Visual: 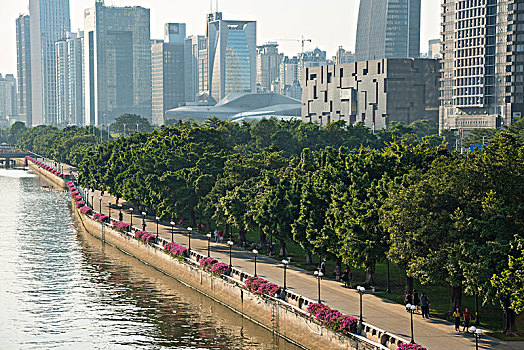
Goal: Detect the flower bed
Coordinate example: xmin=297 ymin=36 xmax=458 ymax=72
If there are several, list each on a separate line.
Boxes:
xmin=73 ymin=195 xmax=83 ymax=201
xmin=199 ymin=257 xmax=218 ymax=270
xmin=71 ymin=190 xmax=80 ymax=196
xmin=135 ymin=230 xmax=156 ymax=243
xmin=164 ymin=242 xmax=188 ymax=257
xmin=244 ymin=276 xmax=282 ymax=297
xmin=112 ymin=221 xmax=130 ymax=233
xmin=93 ymin=213 xmax=109 ymax=222
xmin=306 ymin=303 xmax=358 ymax=336
xmin=210 ymin=262 xmax=229 ymax=276
xmin=75 ymin=200 xmax=86 ymax=208
xmin=397 ymin=344 xmax=427 ymax=350
xmin=80 ymin=206 xmax=92 ymax=214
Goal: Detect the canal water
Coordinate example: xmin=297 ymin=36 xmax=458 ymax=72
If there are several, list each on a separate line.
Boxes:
xmin=0 ymin=168 xmax=300 ymax=350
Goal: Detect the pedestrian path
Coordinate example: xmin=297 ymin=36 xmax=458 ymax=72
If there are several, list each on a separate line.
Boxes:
xmin=83 ymin=189 xmax=523 ymax=350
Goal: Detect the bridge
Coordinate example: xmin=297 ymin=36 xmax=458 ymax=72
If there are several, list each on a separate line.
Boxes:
xmin=0 ymin=146 xmax=35 ymax=168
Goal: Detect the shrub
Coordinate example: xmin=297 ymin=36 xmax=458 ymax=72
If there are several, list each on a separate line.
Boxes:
xmin=93 ymin=213 xmax=109 ymax=222
xmin=164 ymin=242 xmax=188 ymax=257
xmin=397 ymin=344 xmax=427 ymax=350
xmin=306 ymin=303 xmax=358 ymax=336
xmin=112 ymin=221 xmax=130 ymax=233
xmin=134 ymin=230 xmax=155 ymax=243
xmin=75 ymin=200 xmax=86 ymax=208
xmin=211 ymin=262 xmax=229 ymax=276
xmin=199 ymin=257 xmax=218 ymax=270
xmin=79 ymin=206 xmax=92 ymax=214
xmin=244 ymin=276 xmax=282 ymax=297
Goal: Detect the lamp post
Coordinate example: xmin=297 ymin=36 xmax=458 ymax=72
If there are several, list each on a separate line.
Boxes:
xmin=156 ymin=216 xmax=159 ymax=241
xmin=282 ymin=259 xmax=289 ymax=293
xmin=187 ymin=227 xmax=192 ymax=251
xmin=357 ymin=286 xmax=366 ymax=333
xmin=314 ymin=270 xmax=324 ymax=303
xmin=406 ymin=303 xmax=416 ymax=344
xmin=123 ymin=123 xmax=126 ymax=137
xmin=228 ymin=240 xmax=234 ymax=267
xmin=170 ymin=220 xmax=175 ymax=242
xmin=91 ymin=195 xmax=94 ymax=209
xmin=142 ymin=211 xmax=146 ymax=231
xmin=206 ymin=233 xmax=212 ymax=257
xmin=118 ymin=203 xmax=122 ymax=221
xmin=136 ymin=123 xmax=139 ymax=133
xmin=129 ymin=207 xmax=133 ymax=230
xmin=108 ymin=201 xmax=112 ymax=221
xmin=470 ymin=327 xmax=482 ymax=350
xmin=99 ymin=198 xmax=102 ymax=214
xmin=253 ymin=249 xmax=258 ymax=276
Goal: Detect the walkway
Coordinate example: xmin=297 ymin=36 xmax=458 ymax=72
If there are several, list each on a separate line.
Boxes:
xmin=84 ymin=189 xmax=523 ymax=350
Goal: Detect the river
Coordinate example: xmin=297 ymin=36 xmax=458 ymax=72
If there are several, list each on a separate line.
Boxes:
xmin=0 ymin=168 xmax=300 ymax=349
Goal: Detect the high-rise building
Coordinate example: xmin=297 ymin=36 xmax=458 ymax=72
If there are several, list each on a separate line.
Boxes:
xmin=84 ymin=1 xmax=151 ymax=126
xmin=334 ymin=46 xmax=355 ymax=64
xmin=56 ymin=32 xmax=84 ymax=126
xmin=29 ymin=0 xmax=71 ymax=125
xmin=279 ymin=56 xmax=301 ymax=100
xmin=16 ymin=15 xmax=32 ymax=126
xmin=184 ymin=35 xmax=208 ymax=102
xmin=440 ymin=0 xmax=524 ymax=132
xmin=152 ymin=40 xmax=186 ymax=125
xmin=355 ymin=0 xmax=421 ymax=61
xmin=165 ymin=23 xmax=186 ymax=44
xmin=0 ymin=74 xmax=18 ymax=119
xmin=428 ymin=39 xmax=441 ymax=59
xmin=207 ymin=12 xmax=257 ymax=102
xmin=256 ymin=42 xmax=283 ymax=93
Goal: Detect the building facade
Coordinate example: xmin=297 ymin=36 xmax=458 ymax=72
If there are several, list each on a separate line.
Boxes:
xmin=334 ymin=46 xmax=355 ymax=64
xmin=16 ymin=15 xmax=32 ymax=126
xmin=165 ymin=23 xmax=186 ymax=44
xmin=256 ymin=42 xmax=283 ymax=93
xmin=440 ymin=0 xmax=524 ymax=132
xmin=184 ymin=35 xmax=208 ymax=102
xmin=207 ymin=13 xmax=257 ymax=101
xmin=56 ymin=32 xmax=84 ymax=126
xmin=355 ymin=0 xmax=421 ymax=61
xmin=29 ymin=0 xmax=71 ymax=125
xmin=428 ymin=39 xmax=441 ymax=59
xmin=0 ymin=74 xmax=18 ymax=119
xmin=152 ymin=41 xmax=186 ymax=125
xmin=84 ymin=2 xmax=151 ymax=126
xmin=302 ymin=59 xmax=440 ymax=130
xmin=279 ymin=56 xmax=301 ymax=100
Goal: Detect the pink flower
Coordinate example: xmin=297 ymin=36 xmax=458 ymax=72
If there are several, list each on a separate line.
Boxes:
xmin=80 ymin=206 xmax=92 ymax=214
xmin=199 ymin=257 xmax=218 ymax=270
xmin=211 ymin=263 xmax=229 ymax=275
xmin=244 ymin=276 xmax=283 ymax=297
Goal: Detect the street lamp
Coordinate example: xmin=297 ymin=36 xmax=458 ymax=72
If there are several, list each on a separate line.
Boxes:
xmin=227 ymin=240 xmax=234 ymax=267
xmin=118 ymin=203 xmax=123 ymax=221
xmin=170 ymin=220 xmax=175 ymax=242
xmin=99 ymin=198 xmax=102 ymax=213
xmin=156 ymin=216 xmax=160 ymax=241
xmin=142 ymin=211 xmax=147 ymax=231
xmin=91 ymin=195 xmax=94 ymax=209
xmin=253 ymin=249 xmax=259 ymax=276
xmin=136 ymin=123 xmax=139 ymax=133
xmin=108 ymin=201 xmax=112 ymax=221
xmin=357 ymin=286 xmax=366 ymax=333
xmin=187 ymin=227 xmax=192 ymax=251
xmin=469 ymin=326 xmax=482 ymax=350
xmin=206 ymin=233 xmax=212 ymax=257
xmin=314 ymin=270 xmax=324 ymax=303
xmin=123 ymin=123 xmax=126 ymax=137
xmin=129 ymin=207 xmax=134 ymax=230
xmin=406 ymin=303 xmax=416 ymax=344
xmin=282 ymin=259 xmax=289 ymax=294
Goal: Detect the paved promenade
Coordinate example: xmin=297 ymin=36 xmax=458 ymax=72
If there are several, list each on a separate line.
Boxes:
xmin=80 ymin=188 xmax=523 ymax=350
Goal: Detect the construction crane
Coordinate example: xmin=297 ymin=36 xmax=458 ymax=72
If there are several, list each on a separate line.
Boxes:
xmin=275 ymin=36 xmax=312 ymax=54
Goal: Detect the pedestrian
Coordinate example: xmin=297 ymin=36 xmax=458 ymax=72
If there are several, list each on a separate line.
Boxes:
xmin=118 ymin=211 xmax=123 ymax=222
xmin=141 ymin=218 xmax=147 ymax=231
xmin=179 ymin=218 xmax=183 ymax=226
xmin=463 ymin=307 xmax=471 ymax=332
xmin=420 ymin=292 xmax=430 ymax=318
xmin=405 ymin=291 xmax=413 ymax=312
xmin=453 ymin=307 xmax=461 ymax=332
xmin=413 ymin=289 xmax=420 ymax=312
xmin=320 ymin=260 xmax=326 ymax=275
xmin=218 ymin=229 xmax=224 ymax=243
xmin=334 ymin=264 xmax=341 ymax=282
xmin=347 ymin=267 xmax=353 ymax=288
xmin=214 ymin=228 xmax=219 ymax=243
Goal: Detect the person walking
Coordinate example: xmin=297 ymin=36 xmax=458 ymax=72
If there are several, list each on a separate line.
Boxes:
xmin=118 ymin=211 xmax=123 ymax=222
xmin=405 ymin=291 xmax=413 ymax=312
xmin=462 ymin=307 xmax=472 ymax=332
xmin=141 ymin=218 xmax=147 ymax=231
xmin=320 ymin=260 xmax=326 ymax=275
xmin=334 ymin=264 xmax=341 ymax=282
xmin=453 ymin=307 xmax=462 ymax=332
xmin=214 ymin=229 xmax=219 ymax=243
xmin=420 ymin=292 xmax=430 ymax=318
xmin=218 ymin=229 xmax=224 ymax=243
xmin=413 ymin=289 xmax=420 ymax=312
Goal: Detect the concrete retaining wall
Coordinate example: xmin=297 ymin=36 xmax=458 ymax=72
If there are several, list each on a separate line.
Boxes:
xmin=73 ymin=206 xmax=401 ymax=350
xmin=29 ymin=162 xmax=67 ymax=188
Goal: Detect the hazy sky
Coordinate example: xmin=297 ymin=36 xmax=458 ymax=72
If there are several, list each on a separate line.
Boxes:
xmin=0 ymin=0 xmax=440 ymax=75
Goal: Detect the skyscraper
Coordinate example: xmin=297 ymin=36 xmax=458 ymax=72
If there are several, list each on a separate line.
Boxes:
xmin=165 ymin=23 xmax=186 ymax=44
xmin=355 ymin=0 xmax=420 ymax=62
xmin=440 ymin=0 xmax=524 ymax=132
xmin=56 ymin=32 xmax=84 ymax=126
xmin=0 ymin=74 xmax=18 ymax=119
xmin=16 ymin=15 xmax=32 ymax=126
xmin=29 ymin=0 xmax=71 ymax=125
xmin=84 ymin=1 xmax=151 ymax=126
xmin=152 ymin=39 xmax=186 ymax=125
xmin=256 ymin=42 xmax=283 ymax=93
xmin=184 ymin=35 xmax=208 ymax=102
xmin=207 ymin=13 xmax=256 ymax=102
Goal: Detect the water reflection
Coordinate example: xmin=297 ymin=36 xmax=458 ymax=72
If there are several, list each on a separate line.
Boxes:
xmin=0 ymin=169 xmax=299 ymax=350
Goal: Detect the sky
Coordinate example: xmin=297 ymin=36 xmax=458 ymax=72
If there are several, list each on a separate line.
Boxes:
xmin=0 ymin=0 xmax=440 ymax=76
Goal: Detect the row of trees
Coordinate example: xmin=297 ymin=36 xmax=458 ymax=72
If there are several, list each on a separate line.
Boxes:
xmin=8 ymin=116 xmax=524 ymax=334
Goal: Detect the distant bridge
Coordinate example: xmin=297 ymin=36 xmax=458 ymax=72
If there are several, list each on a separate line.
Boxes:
xmin=0 ymin=147 xmax=35 ymax=168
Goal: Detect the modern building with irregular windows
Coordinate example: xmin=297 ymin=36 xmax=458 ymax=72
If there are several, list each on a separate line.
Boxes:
xmin=440 ymin=0 xmax=524 ymax=132
xmin=355 ymin=0 xmax=421 ymax=61
xmin=84 ymin=0 xmax=151 ymax=126
xmin=29 ymin=0 xmax=71 ymax=125
xmin=207 ymin=12 xmax=256 ymax=102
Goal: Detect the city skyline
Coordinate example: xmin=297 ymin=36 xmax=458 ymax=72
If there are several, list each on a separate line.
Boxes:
xmin=0 ymin=0 xmax=440 ymax=76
